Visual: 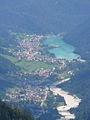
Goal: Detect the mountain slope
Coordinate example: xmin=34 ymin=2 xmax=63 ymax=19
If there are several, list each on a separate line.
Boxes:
xmin=58 ymin=62 xmax=90 ymax=120
xmin=0 ymin=0 xmax=90 ymax=33
xmin=0 ymin=100 xmax=33 ymax=120
xmin=64 ymin=18 xmax=90 ymax=60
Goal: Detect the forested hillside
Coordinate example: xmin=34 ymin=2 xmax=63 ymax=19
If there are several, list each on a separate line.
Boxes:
xmin=0 ymin=0 xmax=90 ymax=33
xmin=0 ymin=100 xmax=33 ymax=120
xmin=0 ymin=30 xmax=19 ymax=92
xmin=64 ymin=17 xmax=90 ymax=60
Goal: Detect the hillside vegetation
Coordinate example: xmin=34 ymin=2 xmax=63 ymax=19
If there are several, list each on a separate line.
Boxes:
xmin=0 ymin=100 xmax=33 ymax=120
xmin=0 ymin=0 xmax=90 ymax=33
xmin=64 ymin=17 xmax=90 ymax=60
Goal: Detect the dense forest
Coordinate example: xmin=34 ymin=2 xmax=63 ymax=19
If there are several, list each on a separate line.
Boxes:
xmin=64 ymin=17 xmax=90 ymax=61
xmin=0 ymin=0 xmax=90 ymax=34
xmin=0 ymin=100 xmax=34 ymax=120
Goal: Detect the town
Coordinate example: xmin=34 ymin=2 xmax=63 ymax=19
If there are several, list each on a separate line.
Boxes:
xmin=5 ymin=33 xmax=74 ymax=117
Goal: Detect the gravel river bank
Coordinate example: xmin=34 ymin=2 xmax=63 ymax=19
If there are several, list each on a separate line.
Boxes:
xmin=50 ymin=78 xmax=81 ymax=120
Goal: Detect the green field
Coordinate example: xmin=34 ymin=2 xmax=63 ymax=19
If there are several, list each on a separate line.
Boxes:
xmin=16 ymin=60 xmax=53 ymax=72
xmin=0 ymin=54 xmax=53 ymax=73
xmin=0 ymin=54 xmax=18 ymax=63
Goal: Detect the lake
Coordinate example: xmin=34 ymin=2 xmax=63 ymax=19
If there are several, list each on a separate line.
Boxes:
xmin=43 ymin=37 xmax=80 ymax=60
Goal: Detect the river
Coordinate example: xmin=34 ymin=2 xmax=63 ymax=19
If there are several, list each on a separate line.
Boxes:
xmin=50 ymin=78 xmax=81 ymax=120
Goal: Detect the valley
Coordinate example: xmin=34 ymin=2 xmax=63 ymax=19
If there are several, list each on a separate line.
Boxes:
xmin=0 ymin=1 xmax=90 ymax=120
xmin=0 ymin=32 xmax=83 ymax=119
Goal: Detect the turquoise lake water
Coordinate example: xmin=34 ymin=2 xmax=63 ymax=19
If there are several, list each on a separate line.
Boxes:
xmin=43 ymin=37 xmax=80 ymax=60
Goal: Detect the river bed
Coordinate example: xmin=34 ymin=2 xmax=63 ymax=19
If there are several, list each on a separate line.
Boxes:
xmin=50 ymin=78 xmax=81 ymax=120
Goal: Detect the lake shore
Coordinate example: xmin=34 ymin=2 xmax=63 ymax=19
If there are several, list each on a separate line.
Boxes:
xmin=43 ymin=37 xmax=80 ymax=60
